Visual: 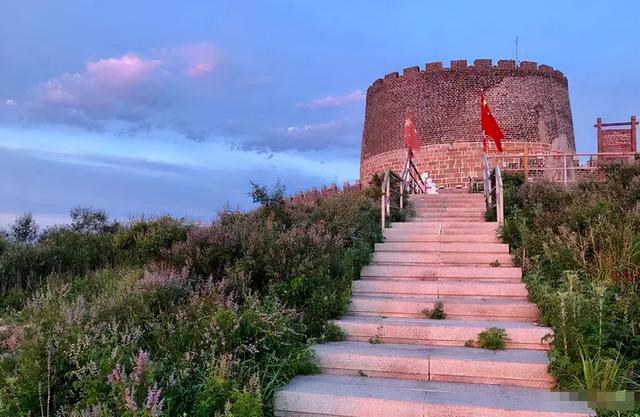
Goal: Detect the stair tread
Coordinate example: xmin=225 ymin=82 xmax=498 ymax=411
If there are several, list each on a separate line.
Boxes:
xmin=354 ymin=280 xmax=525 ymax=287
xmin=362 ymin=264 xmax=522 ymax=279
xmin=275 ymin=375 xmax=593 ymax=416
xmin=337 ymin=315 xmax=550 ymax=331
xmin=352 ymin=294 xmax=533 ymax=305
xmin=314 ymin=341 xmax=550 ymax=364
xmin=369 ymin=262 xmax=513 ymax=268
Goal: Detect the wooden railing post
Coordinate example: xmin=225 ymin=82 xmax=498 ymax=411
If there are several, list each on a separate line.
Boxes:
xmin=482 ymin=153 xmax=491 ymax=206
xmin=380 ymin=193 xmax=386 ymax=231
xmin=523 ymin=146 xmax=529 ymax=182
xmin=495 ymin=166 xmax=504 ymax=225
xmin=385 ymin=177 xmax=390 ymax=214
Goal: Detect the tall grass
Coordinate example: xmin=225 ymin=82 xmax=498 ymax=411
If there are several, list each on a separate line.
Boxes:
xmin=498 ymin=166 xmax=640 ymax=409
xmin=0 ymin=185 xmax=388 ymax=416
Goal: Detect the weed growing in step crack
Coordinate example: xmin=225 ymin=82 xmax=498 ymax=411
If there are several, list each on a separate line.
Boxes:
xmin=477 ymin=327 xmax=509 ymax=350
xmin=422 ymin=301 xmax=446 ymax=319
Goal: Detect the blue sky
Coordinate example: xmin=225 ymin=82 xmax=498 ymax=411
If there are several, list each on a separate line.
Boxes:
xmin=1 ymin=0 xmax=638 ymax=226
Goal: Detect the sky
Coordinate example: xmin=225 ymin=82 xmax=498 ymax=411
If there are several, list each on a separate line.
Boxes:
xmin=0 ymin=0 xmax=638 ymax=226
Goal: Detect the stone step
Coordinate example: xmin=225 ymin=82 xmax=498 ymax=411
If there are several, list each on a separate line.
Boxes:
xmin=372 ymin=251 xmax=512 ymax=266
xmin=383 ymin=231 xmax=499 ymax=243
xmin=312 ymin=342 xmax=554 ymax=388
xmin=413 ymin=206 xmax=486 ymax=212
xmin=349 ymin=295 xmax=539 ymax=321
xmin=413 ymin=211 xmax=485 ymax=218
xmin=413 ymin=205 xmax=485 ymax=211
xmin=413 ymin=213 xmax=486 ymax=219
xmin=352 ymin=280 xmax=527 ymax=300
xmin=389 ymin=221 xmax=499 ymax=231
xmin=336 ymin=316 xmax=551 ymax=350
xmin=361 ymin=264 xmax=522 ymax=280
xmin=413 ymin=201 xmax=485 ymax=206
xmin=412 ymin=202 xmax=485 ymax=208
xmin=274 ymin=375 xmax=594 ymax=417
xmin=413 ymin=207 xmax=485 ymax=213
xmin=375 ymin=242 xmax=509 ymax=253
xmin=411 ymin=216 xmax=486 ymax=222
xmin=413 ymin=194 xmax=485 ymax=200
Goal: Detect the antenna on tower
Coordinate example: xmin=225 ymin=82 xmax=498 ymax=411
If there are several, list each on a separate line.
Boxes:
xmin=514 ymin=36 xmax=519 ymax=66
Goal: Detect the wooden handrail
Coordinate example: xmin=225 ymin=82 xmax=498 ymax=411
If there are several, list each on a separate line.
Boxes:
xmin=482 ymin=153 xmax=504 ymax=225
xmin=380 ymin=149 xmax=427 ymax=231
xmin=495 ymin=165 xmax=504 ymax=224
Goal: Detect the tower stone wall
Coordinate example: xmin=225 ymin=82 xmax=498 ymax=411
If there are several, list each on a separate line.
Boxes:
xmin=360 ymin=59 xmax=575 ymax=187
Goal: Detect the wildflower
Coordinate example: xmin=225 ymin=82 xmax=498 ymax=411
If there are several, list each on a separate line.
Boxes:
xmin=124 ymin=387 xmax=137 ymax=411
xmin=132 ymin=349 xmax=149 ymax=384
xmin=107 ymin=364 xmax=124 ymax=385
xmin=145 ymin=383 xmax=164 ymax=417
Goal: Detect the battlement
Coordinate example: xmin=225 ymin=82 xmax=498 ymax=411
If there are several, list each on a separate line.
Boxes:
xmin=368 ymin=59 xmax=567 ymax=93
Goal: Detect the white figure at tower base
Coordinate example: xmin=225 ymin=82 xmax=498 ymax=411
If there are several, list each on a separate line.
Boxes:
xmin=421 ymin=172 xmax=438 ymax=194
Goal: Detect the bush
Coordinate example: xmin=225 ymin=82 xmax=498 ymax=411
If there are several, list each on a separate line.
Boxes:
xmin=477 ymin=327 xmax=508 ymax=350
xmin=113 ymin=216 xmax=193 ymax=266
xmin=0 ymin=187 xmax=382 ymax=416
xmin=497 ymin=168 xmax=640 ymax=399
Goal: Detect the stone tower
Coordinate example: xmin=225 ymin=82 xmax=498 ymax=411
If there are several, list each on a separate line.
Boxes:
xmin=360 ymin=59 xmax=575 ymax=187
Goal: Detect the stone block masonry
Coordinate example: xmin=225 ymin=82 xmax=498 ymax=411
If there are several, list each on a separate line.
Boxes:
xmin=360 ymin=59 xmax=575 ymax=187
xmin=361 ymin=141 xmax=551 ymax=188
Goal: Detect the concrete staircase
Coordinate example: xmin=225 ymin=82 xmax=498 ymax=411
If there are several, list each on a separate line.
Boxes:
xmin=275 ymin=193 xmax=593 ymax=417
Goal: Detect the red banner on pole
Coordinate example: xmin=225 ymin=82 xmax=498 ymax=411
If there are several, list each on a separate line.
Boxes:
xmin=403 ymin=113 xmax=421 ymax=153
xmin=481 ymin=95 xmax=504 ymax=152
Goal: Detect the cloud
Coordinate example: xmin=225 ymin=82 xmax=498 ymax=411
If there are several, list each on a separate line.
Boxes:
xmin=187 ymin=63 xmax=215 ymax=77
xmin=282 ymin=119 xmax=352 ymax=137
xmin=85 ymin=54 xmax=162 ymax=88
xmin=161 ymin=42 xmax=217 ymax=77
xmin=24 ymin=53 xmax=168 ymax=131
xmin=39 ymin=54 xmax=163 ymax=106
xmin=4 ymin=99 xmax=16 ymax=107
xmin=224 ymin=117 xmax=362 ymax=153
xmin=0 ymin=145 xmax=330 ymax=226
xmin=175 ymin=122 xmax=210 ymax=142
xmin=297 ymin=90 xmax=364 ymax=109
xmin=15 ymin=43 xmax=220 ymax=134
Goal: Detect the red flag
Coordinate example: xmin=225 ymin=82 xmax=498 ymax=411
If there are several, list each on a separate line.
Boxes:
xmin=403 ymin=113 xmax=421 ymax=153
xmin=481 ymin=95 xmax=504 ymax=152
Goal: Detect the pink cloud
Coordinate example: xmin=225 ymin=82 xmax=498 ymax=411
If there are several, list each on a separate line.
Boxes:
xmin=186 ymin=63 xmax=215 ymax=77
xmin=163 ymin=42 xmax=217 ymax=77
xmin=297 ymin=90 xmax=364 ymax=109
xmin=25 ymin=53 xmax=168 ymax=132
xmin=34 ymin=54 xmax=164 ymax=108
xmin=20 ymin=42 xmax=224 ymax=138
xmin=86 ymin=54 xmax=161 ymax=87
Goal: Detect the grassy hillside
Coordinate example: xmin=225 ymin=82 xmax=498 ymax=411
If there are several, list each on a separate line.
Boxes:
xmin=0 ymin=185 xmax=392 ymax=417
xmin=499 ymin=165 xmax=640 ymax=414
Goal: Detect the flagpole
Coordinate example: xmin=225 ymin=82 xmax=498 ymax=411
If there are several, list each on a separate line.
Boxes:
xmin=480 ymin=89 xmax=487 ymax=155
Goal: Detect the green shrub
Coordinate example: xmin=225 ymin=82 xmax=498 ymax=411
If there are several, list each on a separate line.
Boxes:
xmin=497 ymin=169 xmax=640 ymax=399
xmin=477 ymin=327 xmax=508 ymax=350
xmin=0 ymin=187 xmax=381 ymax=416
xmin=114 ymin=216 xmax=193 ymax=265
